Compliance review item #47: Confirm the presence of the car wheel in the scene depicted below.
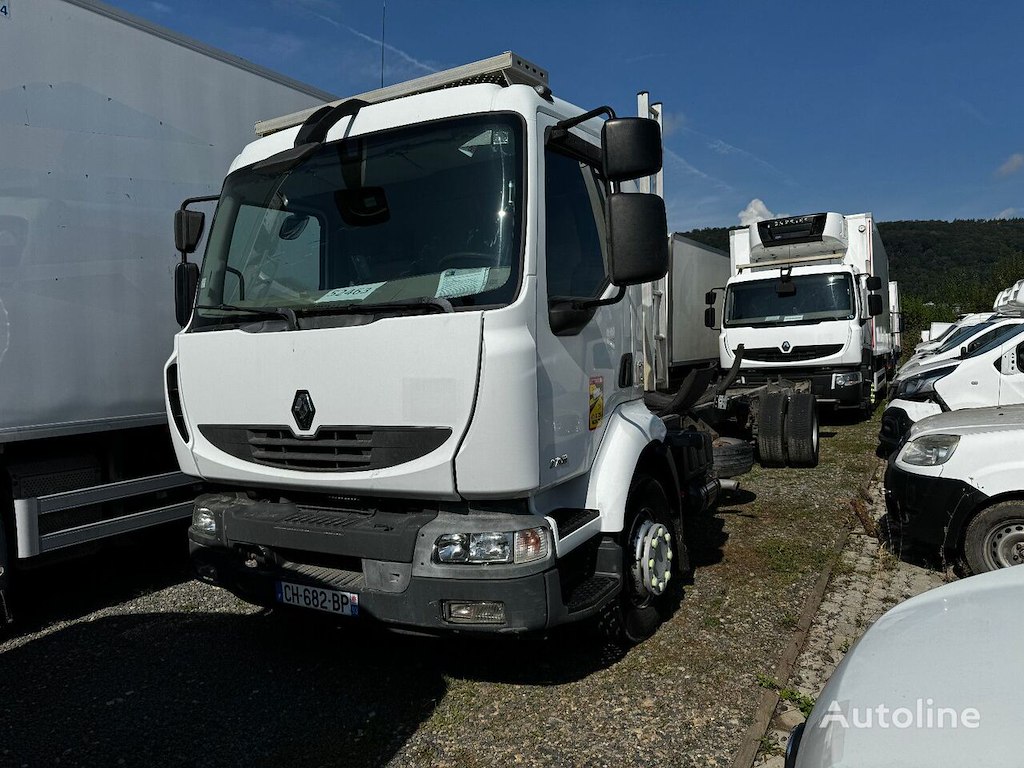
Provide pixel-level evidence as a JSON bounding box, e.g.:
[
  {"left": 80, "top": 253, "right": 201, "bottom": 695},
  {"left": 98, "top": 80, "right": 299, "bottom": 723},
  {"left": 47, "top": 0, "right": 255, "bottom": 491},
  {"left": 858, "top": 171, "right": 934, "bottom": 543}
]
[{"left": 963, "top": 501, "right": 1024, "bottom": 574}]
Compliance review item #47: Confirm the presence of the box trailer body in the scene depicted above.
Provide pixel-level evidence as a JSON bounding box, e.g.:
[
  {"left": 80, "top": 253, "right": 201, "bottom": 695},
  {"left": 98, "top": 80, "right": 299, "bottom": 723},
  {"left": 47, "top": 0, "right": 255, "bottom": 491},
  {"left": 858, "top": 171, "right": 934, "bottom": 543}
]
[
  {"left": 172, "top": 54, "right": 720, "bottom": 641},
  {"left": 665, "top": 235, "right": 730, "bottom": 377},
  {"left": 0, "top": 0, "right": 333, "bottom": 618},
  {"left": 719, "top": 212, "right": 896, "bottom": 409}
]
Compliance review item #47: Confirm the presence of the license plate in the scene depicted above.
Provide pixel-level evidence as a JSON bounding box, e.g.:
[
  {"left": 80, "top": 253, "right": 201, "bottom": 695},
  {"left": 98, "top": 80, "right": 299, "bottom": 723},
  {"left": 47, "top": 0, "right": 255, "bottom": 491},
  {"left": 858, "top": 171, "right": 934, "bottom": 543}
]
[{"left": 276, "top": 581, "right": 359, "bottom": 617}]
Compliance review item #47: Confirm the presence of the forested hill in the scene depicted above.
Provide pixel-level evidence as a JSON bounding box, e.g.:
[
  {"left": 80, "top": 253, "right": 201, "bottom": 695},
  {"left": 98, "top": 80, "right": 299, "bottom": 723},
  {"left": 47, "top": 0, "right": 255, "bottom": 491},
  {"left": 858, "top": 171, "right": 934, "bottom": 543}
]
[{"left": 682, "top": 218, "right": 1024, "bottom": 308}]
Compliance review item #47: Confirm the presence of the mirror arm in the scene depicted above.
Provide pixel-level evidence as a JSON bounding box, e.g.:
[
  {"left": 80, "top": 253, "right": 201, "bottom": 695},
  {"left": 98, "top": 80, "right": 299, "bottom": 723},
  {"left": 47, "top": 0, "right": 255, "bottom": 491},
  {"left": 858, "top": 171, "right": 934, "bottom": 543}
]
[{"left": 572, "top": 285, "right": 626, "bottom": 311}]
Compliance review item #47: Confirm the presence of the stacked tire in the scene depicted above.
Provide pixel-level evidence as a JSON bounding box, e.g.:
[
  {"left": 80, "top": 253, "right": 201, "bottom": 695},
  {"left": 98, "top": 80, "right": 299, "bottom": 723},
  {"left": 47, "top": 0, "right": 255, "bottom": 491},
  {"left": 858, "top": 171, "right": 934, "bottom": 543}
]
[{"left": 756, "top": 391, "right": 819, "bottom": 468}]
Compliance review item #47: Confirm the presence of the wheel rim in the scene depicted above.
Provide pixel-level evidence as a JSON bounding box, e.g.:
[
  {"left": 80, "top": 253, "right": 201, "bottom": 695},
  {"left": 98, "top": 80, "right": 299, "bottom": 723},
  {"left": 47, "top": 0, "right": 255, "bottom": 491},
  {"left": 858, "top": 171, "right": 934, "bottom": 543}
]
[
  {"left": 983, "top": 518, "right": 1024, "bottom": 570},
  {"left": 811, "top": 406, "right": 819, "bottom": 455},
  {"left": 627, "top": 512, "right": 674, "bottom": 605}
]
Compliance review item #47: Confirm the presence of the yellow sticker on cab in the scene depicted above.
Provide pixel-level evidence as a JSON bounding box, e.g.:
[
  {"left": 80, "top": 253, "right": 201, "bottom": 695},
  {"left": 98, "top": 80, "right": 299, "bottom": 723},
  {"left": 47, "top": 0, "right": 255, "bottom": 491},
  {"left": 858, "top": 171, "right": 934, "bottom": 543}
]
[{"left": 589, "top": 376, "right": 604, "bottom": 430}]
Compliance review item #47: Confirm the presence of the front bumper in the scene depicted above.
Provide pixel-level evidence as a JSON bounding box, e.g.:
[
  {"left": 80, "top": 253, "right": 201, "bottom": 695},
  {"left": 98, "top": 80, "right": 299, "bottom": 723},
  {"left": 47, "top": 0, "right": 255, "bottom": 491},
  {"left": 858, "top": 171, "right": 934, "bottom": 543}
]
[
  {"left": 735, "top": 367, "right": 863, "bottom": 406},
  {"left": 883, "top": 462, "right": 986, "bottom": 559},
  {"left": 188, "top": 494, "right": 620, "bottom": 634}
]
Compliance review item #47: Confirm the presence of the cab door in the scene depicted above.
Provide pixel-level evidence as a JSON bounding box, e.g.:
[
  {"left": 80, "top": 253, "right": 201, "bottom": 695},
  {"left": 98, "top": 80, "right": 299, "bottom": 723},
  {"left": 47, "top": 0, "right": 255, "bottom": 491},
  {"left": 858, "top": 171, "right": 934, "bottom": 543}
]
[{"left": 534, "top": 118, "right": 635, "bottom": 491}]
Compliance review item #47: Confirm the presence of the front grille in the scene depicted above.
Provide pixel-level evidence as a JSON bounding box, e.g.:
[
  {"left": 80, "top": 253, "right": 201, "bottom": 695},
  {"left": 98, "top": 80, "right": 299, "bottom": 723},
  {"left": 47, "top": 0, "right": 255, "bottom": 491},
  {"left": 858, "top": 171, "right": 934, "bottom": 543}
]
[
  {"left": 741, "top": 344, "right": 844, "bottom": 363},
  {"left": 199, "top": 425, "right": 451, "bottom": 472}
]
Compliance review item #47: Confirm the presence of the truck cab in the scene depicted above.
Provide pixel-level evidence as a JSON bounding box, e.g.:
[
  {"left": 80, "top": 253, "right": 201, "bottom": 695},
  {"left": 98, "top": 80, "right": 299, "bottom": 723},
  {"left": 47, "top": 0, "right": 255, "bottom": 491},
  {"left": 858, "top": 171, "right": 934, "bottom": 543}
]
[
  {"left": 167, "top": 54, "right": 718, "bottom": 641},
  {"left": 717, "top": 212, "right": 893, "bottom": 409}
]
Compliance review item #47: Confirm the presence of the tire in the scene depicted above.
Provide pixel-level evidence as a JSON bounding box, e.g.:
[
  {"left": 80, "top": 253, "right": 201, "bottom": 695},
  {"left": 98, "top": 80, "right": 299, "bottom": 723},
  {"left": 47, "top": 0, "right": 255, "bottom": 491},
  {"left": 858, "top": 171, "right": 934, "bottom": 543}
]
[
  {"left": 0, "top": 516, "right": 11, "bottom": 628},
  {"left": 963, "top": 501, "right": 1024, "bottom": 574},
  {"left": 785, "top": 393, "right": 819, "bottom": 467},
  {"left": 601, "top": 476, "right": 683, "bottom": 647},
  {"left": 757, "top": 391, "right": 788, "bottom": 467},
  {"left": 712, "top": 437, "right": 754, "bottom": 478}
]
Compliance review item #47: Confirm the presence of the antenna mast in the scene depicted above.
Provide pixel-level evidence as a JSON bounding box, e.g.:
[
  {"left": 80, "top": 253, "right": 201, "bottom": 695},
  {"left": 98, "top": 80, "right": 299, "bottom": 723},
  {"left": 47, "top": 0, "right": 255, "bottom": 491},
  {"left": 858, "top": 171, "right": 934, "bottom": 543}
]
[{"left": 380, "top": 0, "right": 387, "bottom": 88}]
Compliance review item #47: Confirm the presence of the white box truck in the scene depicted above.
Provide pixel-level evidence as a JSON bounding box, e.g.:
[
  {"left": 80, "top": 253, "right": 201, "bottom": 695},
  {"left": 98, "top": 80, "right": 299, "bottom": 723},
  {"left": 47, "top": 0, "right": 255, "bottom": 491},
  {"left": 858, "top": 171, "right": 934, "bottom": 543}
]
[
  {"left": 710, "top": 212, "right": 897, "bottom": 411},
  {"left": 170, "top": 53, "right": 722, "bottom": 644},
  {"left": 0, "top": 0, "right": 334, "bottom": 622}
]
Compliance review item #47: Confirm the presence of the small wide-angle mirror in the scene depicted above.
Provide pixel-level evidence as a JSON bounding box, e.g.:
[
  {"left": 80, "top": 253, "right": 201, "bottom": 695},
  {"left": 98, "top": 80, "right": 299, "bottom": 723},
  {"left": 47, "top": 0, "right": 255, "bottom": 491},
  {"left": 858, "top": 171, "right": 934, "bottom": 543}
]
[
  {"left": 174, "top": 209, "right": 205, "bottom": 254},
  {"left": 602, "top": 117, "right": 662, "bottom": 182},
  {"left": 868, "top": 294, "right": 883, "bottom": 316},
  {"left": 704, "top": 290, "right": 716, "bottom": 306}
]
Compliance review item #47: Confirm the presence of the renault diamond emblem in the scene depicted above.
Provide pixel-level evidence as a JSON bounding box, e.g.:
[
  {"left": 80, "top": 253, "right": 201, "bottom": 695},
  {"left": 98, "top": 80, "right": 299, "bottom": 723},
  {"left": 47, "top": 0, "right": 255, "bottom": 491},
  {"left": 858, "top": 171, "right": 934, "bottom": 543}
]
[
  {"left": 782, "top": 341, "right": 792, "bottom": 352},
  {"left": 291, "top": 390, "right": 315, "bottom": 431}
]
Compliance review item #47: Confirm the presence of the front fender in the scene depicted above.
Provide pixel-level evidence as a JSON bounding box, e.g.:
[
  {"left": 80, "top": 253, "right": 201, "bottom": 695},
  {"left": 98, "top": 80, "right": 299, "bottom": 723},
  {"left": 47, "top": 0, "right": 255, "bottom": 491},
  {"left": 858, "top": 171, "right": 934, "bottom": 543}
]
[{"left": 585, "top": 400, "right": 667, "bottom": 534}]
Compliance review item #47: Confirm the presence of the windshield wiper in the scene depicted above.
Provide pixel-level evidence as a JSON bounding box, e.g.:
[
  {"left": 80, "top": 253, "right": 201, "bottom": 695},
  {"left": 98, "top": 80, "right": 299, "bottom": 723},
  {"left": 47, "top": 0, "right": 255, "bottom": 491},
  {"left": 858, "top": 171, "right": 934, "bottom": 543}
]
[
  {"left": 196, "top": 303, "right": 298, "bottom": 331},
  {"left": 303, "top": 296, "right": 454, "bottom": 316}
]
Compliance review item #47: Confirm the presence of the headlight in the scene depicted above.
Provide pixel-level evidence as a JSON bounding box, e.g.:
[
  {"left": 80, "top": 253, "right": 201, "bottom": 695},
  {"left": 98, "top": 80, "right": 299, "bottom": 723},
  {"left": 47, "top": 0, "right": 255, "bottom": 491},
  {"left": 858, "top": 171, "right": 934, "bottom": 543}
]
[
  {"left": 192, "top": 505, "right": 218, "bottom": 535},
  {"left": 899, "top": 434, "right": 960, "bottom": 466},
  {"left": 833, "top": 371, "right": 862, "bottom": 387},
  {"left": 896, "top": 366, "right": 955, "bottom": 400},
  {"left": 433, "top": 527, "right": 550, "bottom": 565}
]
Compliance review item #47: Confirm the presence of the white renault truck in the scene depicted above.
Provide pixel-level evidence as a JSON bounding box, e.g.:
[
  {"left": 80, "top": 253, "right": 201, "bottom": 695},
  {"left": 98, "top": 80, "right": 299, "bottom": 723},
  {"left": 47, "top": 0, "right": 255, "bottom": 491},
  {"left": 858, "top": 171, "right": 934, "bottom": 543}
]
[
  {"left": 0, "top": 0, "right": 333, "bottom": 623},
  {"left": 708, "top": 212, "right": 896, "bottom": 412},
  {"left": 168, "top": 54, "right": 721, "bottom": 643}
]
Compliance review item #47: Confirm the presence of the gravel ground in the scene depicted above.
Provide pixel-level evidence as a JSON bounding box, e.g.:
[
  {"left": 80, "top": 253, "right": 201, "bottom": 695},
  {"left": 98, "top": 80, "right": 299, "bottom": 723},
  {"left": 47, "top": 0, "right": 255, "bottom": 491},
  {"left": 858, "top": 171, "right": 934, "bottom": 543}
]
[
  {"left": 1, "top": 414, "right": 881, "bottom": 768},
  {"left": 753, "top": 472, "right": 950, "bottom": 766}
]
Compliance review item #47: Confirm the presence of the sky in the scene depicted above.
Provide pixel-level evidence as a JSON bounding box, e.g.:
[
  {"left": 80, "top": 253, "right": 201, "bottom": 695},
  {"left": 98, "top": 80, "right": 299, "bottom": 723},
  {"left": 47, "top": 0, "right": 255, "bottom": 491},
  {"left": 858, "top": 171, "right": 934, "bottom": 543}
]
[{"left": 105, "top": 0, "right": 1024, "bottom": 231}]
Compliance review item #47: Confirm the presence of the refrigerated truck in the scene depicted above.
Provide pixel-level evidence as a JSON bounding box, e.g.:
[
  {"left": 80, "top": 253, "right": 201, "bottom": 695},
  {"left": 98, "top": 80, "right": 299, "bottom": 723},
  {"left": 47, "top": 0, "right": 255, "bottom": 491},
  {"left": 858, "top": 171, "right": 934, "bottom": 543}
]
[
  {"left": 664, "top": 235, "right": 730, "bottom": 380},
  {"left": 711, "top": 212, "right": 896, "bottom": 411},
  {"left": 0, "top": 0, "right": 334, "bottom": 621},
  {"left": 171, "top": 53, "right": 721, "bottom": 643}
]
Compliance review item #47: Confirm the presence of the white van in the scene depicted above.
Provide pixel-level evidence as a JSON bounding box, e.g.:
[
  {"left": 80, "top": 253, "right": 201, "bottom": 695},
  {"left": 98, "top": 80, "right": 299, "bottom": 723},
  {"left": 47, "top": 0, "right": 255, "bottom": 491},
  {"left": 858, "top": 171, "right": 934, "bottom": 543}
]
[{"left": 879, "top": 321, "right": 1024, "bottom": 453}]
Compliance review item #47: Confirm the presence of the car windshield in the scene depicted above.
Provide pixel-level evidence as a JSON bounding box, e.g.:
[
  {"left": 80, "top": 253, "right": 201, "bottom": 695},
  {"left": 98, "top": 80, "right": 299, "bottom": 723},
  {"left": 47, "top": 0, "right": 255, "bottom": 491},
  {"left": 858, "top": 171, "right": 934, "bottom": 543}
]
[
  {"left": 966, "top": 321, "right": 1024, "bottom": 359},
  {"left": 934, "top": 320, "right": 997, "bottom": 354},
  {"left": 724, "top": 273, "right": 855, "bottom": 327},
  {"left": 193, "top": 114, "right": 523, "bottom": 327}
]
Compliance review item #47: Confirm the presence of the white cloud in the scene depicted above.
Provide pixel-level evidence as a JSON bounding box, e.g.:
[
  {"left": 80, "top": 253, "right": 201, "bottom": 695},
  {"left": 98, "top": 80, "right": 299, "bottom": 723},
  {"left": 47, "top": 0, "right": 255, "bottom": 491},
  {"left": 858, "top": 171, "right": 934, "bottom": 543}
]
[
  {"left": 996, "top": 153, "right": 1024, "bottom": 178},
  {"left": 148, "top": 1, "right": 171, "bottom": 12},
  {"left": 995, "top": 207, "right": 1017, "bottom": 219},
  {"left": 738, "top": 199, "right": 777, "bottom": 225}
]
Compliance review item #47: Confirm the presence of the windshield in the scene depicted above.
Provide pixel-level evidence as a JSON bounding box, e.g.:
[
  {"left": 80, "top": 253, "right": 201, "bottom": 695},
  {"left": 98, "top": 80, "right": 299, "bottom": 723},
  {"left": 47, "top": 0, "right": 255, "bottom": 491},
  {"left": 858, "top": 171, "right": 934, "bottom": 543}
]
[
  {"left": 933, "top": 320, "right": 997, "bottom": 354},
  {"left": 966, "top": 321, "right": 1024, "bottom": 359},
  {"left": 193, "top": 114, "right": 523, "bottom": 327},
  {"left": 724, "top": 273, "right": 855, "bottom": 327}
]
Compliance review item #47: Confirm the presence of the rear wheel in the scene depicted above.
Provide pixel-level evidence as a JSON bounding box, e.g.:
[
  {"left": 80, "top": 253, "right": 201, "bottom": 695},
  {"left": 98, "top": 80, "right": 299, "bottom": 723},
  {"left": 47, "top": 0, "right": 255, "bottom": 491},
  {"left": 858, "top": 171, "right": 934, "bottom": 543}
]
[
  {"left": 601, "top": 476, "right": 682, "bottom": 647},
  {"left": 757, "top": 391, "right": 788, "bottom": 467},
  {"left": 963, "top": 501, "right": 1024, "bottom": 574},
  {"left": 785, "top": 393, "right": 819, "bottom": 467}
]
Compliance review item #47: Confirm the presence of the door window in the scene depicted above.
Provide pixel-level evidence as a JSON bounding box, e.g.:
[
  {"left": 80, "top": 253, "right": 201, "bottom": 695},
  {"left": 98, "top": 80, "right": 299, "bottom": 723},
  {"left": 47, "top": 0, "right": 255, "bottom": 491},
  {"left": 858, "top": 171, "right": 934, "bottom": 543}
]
[{"left": 544, "top": 150, "right": 607, "bottom": 300}]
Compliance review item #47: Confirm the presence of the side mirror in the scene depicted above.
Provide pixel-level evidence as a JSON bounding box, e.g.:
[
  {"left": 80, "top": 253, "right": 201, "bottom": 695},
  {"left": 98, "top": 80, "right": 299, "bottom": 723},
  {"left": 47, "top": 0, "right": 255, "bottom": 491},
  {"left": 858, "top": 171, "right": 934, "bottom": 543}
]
[
  {"left": 868, "top": 294, "right": 883, "bottom": 316},
  {"left": 704, "top": 306, "right": 716, "bottom": 329},
  {"left": 960, "top": 346, "right": 969, "bottom": 359},
  {"left": 601, "top": 117, "right": 662, "bottom": 182},
  {"left": 606, "top": 192, "right": 668, "bottom": 286},
  {"left": 866, "top": 275, "right": 883, "bottom": 292},
  {"left": 175, "top": 209, "right": 206, "bottom": 255},
  {"left": 174, "top": 261, "right": 200, "bottom": 327},
  {"left": 704, "top": 290, "right": 716, "bottom": 306}
]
